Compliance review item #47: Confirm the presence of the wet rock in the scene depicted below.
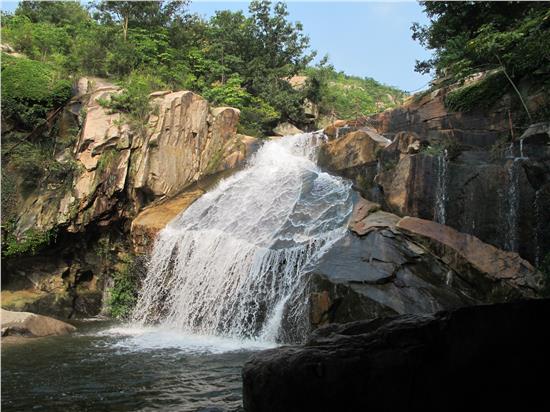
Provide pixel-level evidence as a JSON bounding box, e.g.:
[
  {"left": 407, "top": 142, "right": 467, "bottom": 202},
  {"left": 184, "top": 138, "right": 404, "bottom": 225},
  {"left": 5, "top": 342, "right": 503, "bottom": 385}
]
[
  {"left": 131, "top": 188, "right": 205, "bottom": 254},
  {"left": 242, "top": 299, "right": 550, "bottom": 412},
  {"left": 1, "top": 309, "right": 76, "bottom": 337}
]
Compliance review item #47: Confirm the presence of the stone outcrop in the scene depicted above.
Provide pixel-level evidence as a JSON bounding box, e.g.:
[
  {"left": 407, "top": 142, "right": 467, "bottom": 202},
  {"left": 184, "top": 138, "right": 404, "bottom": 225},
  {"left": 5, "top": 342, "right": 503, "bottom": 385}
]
[
  {"left": 320, "top": 79, "right": 550, "bottom": 266},
  {"left": 130, "top": 188, "right": 205, "bottom": 254},
  {"left": 243, "top": 298, "right": 550, "bottom": 412},
  {"left": 1, "top": 309, "right": 76, "bottom": 337},
  {"left": 2, "top": 77, "right": 258, "bottom": 318},
  {"left": 397, "top": 216, "right": 542, "bottom": 293},
  {"left": 305, "top": 195, "right": 543, "bottom": 330}
]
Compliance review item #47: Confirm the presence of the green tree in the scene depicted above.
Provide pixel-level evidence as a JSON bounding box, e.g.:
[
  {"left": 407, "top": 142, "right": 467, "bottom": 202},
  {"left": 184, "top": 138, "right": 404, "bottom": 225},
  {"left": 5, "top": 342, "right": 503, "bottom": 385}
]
[
  {"left": 15, "top": 0, "right": 90, "bottom": 26},
  {"left": 411, "top": 1, "right": 550, "bottom": 80},
  {"left": 92, "top": 1, "right": 188, "bottom": 41}
]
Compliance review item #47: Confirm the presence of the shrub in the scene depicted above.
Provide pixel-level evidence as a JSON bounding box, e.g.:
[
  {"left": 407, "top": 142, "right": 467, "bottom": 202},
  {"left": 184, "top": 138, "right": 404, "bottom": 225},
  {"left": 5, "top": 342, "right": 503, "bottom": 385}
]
[
  {"left": 203, "top": 75, "right": 279, "bottom": 136},
  {"left": 3, "top": 227, "right": 58, "bottom": 258},
  {"left": 108, "top": 255, "right": 141, "bottom": 319},
  {"left": 444, "top": 71, "right": 509, "bottom": 112},
  {"left": 1, "top": 53, "right": 72, "bottom": 129}
]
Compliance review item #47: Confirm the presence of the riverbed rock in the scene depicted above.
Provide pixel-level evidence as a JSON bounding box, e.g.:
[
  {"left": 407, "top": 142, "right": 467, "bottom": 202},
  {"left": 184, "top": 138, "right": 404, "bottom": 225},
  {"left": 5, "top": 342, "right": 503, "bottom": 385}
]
[
  {"left": 1, "top": 309, "right": 76, "bottom": 337},
  {"left": 242, "top": 298, "right": 550, "bottom": 412}
]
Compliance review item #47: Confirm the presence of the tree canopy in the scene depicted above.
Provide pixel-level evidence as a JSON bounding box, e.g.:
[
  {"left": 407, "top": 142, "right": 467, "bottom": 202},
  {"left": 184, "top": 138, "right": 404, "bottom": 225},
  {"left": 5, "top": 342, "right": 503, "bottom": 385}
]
[
  {"left": 2, "top": 0, "right": 403, "bottom": 136},
  {"left": 411, "top": 1, "right": 550, "bottom": 81}
]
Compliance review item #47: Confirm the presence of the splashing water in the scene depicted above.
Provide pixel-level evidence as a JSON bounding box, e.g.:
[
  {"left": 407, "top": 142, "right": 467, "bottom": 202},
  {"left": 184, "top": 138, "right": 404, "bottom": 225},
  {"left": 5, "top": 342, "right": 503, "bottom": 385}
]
[{"left": 132, "top": 133, "right": 353, "bottom": 343}]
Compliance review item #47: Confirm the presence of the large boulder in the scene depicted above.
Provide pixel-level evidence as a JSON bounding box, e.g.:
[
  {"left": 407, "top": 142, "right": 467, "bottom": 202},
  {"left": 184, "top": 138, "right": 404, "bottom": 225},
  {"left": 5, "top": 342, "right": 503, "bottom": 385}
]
[
  {"left": 1, "top": 309, "right": 76, "bottom": 337},
  {"left": 305, "top": 196, "right": 543, "bottom": 331},
  {"left": 242, "top": 298, "right": 550, "bottom": 412},
  {"left": 397, "top": 216, "right": 543, "bottom": 294}
]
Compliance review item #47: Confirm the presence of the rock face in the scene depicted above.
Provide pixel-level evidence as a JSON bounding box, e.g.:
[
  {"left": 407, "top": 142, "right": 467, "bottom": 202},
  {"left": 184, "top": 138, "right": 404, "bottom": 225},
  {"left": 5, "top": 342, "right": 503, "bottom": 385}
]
[
  {"left": 320, "top": 82, "right": 550, "bottom": 266},
  {"left": 1, "top": 309, "right": 76, "bottom": 337},
  {"left": 131, "top": 188, "right": 205, "bottom": 255},
  {"left": 305, "top": 196, "right": 543, "bottom": 331},
  {"left": 2, "top": 77, "right": 258, "bottom": 318},
  {"left": 242, "top": 298, "right": 550, "bottom": 412}
]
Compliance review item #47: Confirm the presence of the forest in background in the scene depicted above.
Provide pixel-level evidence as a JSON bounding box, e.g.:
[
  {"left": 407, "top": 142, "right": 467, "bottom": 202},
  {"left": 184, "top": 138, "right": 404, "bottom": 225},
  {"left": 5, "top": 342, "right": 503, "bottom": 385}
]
[{"left": 1, "top": 0, "right": 405, "bottom": 139}]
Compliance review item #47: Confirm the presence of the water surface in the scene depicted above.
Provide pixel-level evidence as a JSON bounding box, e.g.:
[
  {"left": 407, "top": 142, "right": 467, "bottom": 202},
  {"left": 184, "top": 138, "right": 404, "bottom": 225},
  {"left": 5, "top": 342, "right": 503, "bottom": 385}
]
[{"left": 2, "top": 320, "right": 271, "bottom": 412}]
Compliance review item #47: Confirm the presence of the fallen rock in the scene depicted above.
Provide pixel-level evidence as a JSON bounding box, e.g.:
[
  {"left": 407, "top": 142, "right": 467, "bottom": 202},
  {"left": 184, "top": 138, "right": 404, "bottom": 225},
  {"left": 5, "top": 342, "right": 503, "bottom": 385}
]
[
  {"left": 1, "top": 309, "right": 76, "bottom": 337},
  {"left": 243, "top": 298, "right": 550, "bottom": 411}
]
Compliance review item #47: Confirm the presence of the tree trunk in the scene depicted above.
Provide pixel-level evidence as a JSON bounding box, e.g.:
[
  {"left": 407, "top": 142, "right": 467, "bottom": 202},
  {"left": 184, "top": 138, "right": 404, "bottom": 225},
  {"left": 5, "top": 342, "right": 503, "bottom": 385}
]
[{"left": 123, "top": 15, "right": 129, "bottom": 41}]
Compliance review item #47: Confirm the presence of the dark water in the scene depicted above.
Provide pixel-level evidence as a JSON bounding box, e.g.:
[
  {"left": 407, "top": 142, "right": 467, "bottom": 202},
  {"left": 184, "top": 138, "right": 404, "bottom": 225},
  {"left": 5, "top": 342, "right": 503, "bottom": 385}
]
[{"left": 1, "top": 320, "right": 271, "bottom": 412}]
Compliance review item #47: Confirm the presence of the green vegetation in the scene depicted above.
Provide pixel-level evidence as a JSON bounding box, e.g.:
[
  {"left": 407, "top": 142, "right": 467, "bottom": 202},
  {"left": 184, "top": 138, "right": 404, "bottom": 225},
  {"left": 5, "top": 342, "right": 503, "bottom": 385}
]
[
  {"left": 1, "top": 53, "right": 72, "bottom": 129},
  {"left": 2, "top": 0, "right": 405, "bottom": 138},
  {"left": 2, "top": 227, "right": 58, "bottom": 258},
  {"left": 420, "top": 137, "right": 462, "bottom": 160},
  {"left": 108, "top": 254, "right": 140, "bottom": 319},
  {"left": 305, "top": 60, "right": 406, "bottom": 120},
  {"left": 444, "top": 71, "right": 509, "bottom": 112},
  {"left": 412, "top": 2, "right": 550, "bottom": 81}
]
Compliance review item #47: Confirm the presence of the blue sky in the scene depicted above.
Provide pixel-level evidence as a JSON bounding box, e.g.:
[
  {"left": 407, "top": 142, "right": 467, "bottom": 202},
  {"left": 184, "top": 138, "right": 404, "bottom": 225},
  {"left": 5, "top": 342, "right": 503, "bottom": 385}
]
[{"left": 1, "top": 1, "right": 433, "bottom": 91}]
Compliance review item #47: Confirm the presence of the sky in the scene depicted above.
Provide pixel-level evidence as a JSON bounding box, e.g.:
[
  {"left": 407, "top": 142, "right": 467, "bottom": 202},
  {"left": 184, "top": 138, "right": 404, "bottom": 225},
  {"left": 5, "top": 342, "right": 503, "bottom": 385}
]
[{"left": 1, "top": 1, "right": 433, "bottom": 92}]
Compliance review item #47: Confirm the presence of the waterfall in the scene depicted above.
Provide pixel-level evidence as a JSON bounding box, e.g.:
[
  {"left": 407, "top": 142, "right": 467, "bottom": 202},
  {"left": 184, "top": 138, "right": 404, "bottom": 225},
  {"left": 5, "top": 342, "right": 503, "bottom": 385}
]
[
  {"left": 505, "top": 158, "right": 521, "bottom": 252},
  {"left": 131, "top": 133, "right": 353, "bottom": 342},
  {"left": 434, "top": 150, "right": 449, "bottom": 224}
]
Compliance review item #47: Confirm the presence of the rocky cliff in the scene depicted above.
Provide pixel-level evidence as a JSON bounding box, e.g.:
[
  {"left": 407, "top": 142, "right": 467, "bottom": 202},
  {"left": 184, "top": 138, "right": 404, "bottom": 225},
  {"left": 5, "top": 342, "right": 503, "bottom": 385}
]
[
  {"left": 1, "top": 77, "right": 258, "bottom": 318},
  {"left": 319, "top": 76, "right": 550, "bottom": 267}
]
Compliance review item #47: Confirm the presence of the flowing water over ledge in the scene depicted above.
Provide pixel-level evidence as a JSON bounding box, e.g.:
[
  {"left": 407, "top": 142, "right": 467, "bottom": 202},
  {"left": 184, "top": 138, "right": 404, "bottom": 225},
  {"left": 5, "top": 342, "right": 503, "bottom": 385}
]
[
  {"left": 1, "top": 320, "right": 273, "bottom": 412},
  {"left": 3, "top": 133, "right": 353, "bottom": 411}
]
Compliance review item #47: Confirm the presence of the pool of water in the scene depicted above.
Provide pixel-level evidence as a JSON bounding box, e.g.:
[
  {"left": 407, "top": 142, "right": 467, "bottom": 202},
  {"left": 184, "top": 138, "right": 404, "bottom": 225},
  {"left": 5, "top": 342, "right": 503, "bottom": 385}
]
[{"left": 1, "top": 320, "right": 274, "bottom": 412}]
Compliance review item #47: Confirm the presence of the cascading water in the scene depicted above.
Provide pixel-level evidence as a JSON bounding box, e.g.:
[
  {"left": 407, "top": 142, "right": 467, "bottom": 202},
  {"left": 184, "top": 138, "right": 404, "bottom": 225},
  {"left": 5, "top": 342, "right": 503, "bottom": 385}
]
[
  {"left": 434, "top": 150, "right": 449, "bottom": 224},
  {"left": 131, "top": 133, "right": 353, "bottom": 343},
  {"left": 505, "top": 158, "right": 521, "bottom": 252}
]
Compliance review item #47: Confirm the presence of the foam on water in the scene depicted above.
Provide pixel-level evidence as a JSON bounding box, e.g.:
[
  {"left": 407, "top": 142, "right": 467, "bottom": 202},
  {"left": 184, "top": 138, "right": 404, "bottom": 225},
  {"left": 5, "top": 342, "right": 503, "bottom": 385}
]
[
  {"left": 130, "top": 133, "right": 354, "bottom": 343},
  {"left": 97, "top": 325, "right": 275, "bottom": 353}
]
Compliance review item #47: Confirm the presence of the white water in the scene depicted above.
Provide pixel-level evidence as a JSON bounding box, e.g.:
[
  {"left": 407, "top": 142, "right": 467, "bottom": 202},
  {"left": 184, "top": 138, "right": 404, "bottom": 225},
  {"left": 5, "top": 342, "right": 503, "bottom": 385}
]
[
  {"left": 434, "top": 150, "right": 449, "bottom": 224},
  {"left": 131, "top": 133, "right": 353, "bottom": 344}
]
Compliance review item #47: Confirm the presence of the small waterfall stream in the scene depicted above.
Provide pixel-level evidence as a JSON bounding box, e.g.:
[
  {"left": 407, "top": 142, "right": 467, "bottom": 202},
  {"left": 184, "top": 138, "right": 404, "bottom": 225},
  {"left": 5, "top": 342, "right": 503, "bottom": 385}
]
[
  {"left": 434, "top": 150, "right": 449, "bottom": 224},
  {"left": 132, "top": 133, "right": 353, "bottom": 342}
]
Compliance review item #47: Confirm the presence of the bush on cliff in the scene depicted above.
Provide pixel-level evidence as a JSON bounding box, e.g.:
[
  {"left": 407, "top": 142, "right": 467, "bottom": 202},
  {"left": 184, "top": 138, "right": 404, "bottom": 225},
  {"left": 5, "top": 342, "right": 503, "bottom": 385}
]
[
  {"left": 1, "top": 53, "right": 72, "bottom": 130},
  {"left": 203, "top": 75, "right": 280, "bottom": 136}
]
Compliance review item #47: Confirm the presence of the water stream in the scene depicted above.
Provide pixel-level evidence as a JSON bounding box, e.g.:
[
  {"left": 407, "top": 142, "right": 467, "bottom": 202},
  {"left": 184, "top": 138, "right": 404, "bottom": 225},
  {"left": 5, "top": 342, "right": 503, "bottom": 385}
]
[{"left": 434, "top": 150, "right": 449, "bottom": 224}]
